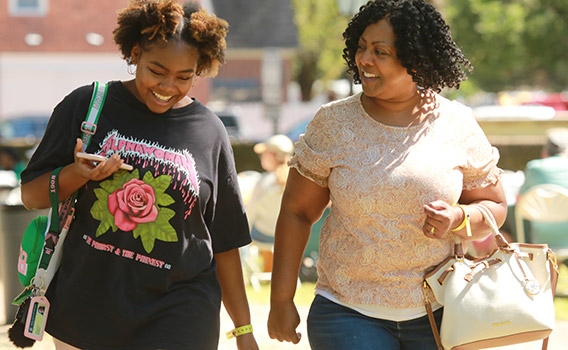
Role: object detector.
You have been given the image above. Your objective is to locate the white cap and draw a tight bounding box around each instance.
[253,134,294,159]
[545,128,568,156]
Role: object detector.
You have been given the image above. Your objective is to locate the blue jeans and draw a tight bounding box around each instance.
[307,295,442,350]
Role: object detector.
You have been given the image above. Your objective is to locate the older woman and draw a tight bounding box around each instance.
[267,1,507,349]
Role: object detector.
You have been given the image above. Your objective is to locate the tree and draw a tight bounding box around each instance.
[445,0,568,93]
[291,0,349,101]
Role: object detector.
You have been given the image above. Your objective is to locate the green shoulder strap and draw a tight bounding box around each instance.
[37,81,108,270]
[81,81,108,150]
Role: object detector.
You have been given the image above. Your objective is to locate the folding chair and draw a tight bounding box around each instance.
[515,184,568,263]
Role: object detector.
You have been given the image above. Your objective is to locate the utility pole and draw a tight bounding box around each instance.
[261,48,283,135]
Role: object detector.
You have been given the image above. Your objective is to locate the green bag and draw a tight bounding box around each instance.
[17,215,50,286]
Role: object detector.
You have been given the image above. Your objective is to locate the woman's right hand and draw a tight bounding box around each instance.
[72,138,125,181]
[267,299,302,344]
[21,138,127,209]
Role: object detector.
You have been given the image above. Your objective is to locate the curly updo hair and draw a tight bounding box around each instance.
[113,0,228,77]
[343,0,473,92]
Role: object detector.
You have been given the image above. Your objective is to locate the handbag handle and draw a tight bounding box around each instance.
[453,203,511,257]
[472,203,511,250]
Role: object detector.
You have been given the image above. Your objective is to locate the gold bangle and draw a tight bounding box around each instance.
[452,204,472,237]
[226,324,253,339]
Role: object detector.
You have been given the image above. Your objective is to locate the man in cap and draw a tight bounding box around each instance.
[246,135,294,272]
[515,128,568,248]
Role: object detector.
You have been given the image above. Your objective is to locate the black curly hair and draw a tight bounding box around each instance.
[113,0,228,77]
[343,0,473,92]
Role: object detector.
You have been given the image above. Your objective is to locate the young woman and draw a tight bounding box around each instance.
[267,1,507,349]
[21,1,258,349]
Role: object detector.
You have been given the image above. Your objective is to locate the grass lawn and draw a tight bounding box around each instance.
[246,263,568,319]
[554,263,568,319]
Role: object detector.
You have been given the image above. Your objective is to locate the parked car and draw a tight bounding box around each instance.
[523,93,568,111]
[0,115,50,146]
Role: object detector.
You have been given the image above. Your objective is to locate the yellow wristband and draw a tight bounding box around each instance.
[452,204,472,237]
[226,324,253,339]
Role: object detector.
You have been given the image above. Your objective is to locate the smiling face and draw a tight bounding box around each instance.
[129,39,199,114]
[355,19,416,102]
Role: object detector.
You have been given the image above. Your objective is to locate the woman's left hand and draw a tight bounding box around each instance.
[422,200,463,239]
[236,333,259,350]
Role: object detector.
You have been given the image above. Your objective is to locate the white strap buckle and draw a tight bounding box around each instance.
[81,121,97,135]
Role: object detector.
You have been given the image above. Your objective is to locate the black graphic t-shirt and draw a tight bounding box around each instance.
[21,81,251,349]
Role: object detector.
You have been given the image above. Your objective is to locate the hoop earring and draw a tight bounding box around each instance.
[127,64,137,75]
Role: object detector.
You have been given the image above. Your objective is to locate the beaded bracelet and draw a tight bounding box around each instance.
[226,324,253,339]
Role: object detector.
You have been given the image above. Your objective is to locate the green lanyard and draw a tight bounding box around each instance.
[37,167,64,270]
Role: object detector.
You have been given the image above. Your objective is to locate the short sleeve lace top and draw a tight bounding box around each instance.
[290,92,502,309]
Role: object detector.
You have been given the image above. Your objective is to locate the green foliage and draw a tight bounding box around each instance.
[291,0,349,100]
[556,263,568,319]
[289,0,567,98]
[446,0,568,93]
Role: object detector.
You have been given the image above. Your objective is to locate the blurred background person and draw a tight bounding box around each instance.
[0,147,26,181]
[246,134,294,273]
[519,128,568,194]
[514,127,568,248]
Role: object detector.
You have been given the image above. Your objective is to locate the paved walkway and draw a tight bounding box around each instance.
[0,303,311,350]
[1,302,567,349]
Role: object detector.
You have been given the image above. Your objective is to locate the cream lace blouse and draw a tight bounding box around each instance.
[290,92,502,309]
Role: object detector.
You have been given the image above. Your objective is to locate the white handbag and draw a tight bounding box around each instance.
[424,204,558,350]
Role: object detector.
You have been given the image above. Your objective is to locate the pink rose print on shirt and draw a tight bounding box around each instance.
[108,178,159,231]
[91,169,177,253]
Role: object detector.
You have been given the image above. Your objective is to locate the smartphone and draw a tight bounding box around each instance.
[76,152,133,171]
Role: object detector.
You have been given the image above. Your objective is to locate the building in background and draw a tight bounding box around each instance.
[0,0,298,126]
[1,0,132,118]
[210,0,298,104]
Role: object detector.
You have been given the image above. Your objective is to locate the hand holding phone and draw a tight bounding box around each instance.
[76,152,133,171]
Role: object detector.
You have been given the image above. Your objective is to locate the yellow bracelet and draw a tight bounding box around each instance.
[451,204,472,237]
[226,324,253,339]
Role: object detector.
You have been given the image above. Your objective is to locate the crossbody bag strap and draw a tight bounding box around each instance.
[60,81,108,229]
[32,82,108,288]
[81,81,108,150]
